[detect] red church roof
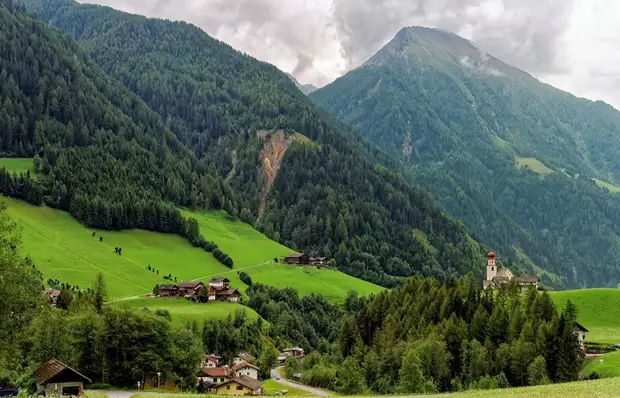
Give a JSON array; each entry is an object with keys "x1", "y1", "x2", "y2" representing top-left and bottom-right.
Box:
[{"x1": 488, "y1": 252, "x2": 496, "y2": 259}]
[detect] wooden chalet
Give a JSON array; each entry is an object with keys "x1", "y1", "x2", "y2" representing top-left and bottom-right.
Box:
[
  {"x1": 178, "y1": 281, "x2": 203, "y2": 297},
  {"x1": 34, "y1": 359, "x2": 91, "y2": 396},
  {"x1": 208, "y1": 278, "x2": 241, "y2": 302},
  {"x1": 309, "y1": 257, "x2": 328, "y2": 266},
  {"x1": 158, "y1": 284, "x2": 179, "y2": 297},
  {"x1": 284, "y1": 253, "x2": 310, "y2": 265},
  {"x1": 199, "y1": 367, "x2": 231, "y2": 384}
]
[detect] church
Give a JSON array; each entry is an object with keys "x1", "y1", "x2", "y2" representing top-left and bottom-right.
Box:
[{"x1": 482, "y1": 252, "x2": 540, "y2": 289}]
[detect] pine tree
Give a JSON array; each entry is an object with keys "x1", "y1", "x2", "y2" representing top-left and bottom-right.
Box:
[{"x1": 93, "y1": 272, "x2": 107, "y2": 313}]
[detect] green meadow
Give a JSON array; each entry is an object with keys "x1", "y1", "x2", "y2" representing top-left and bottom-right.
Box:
[
  {"x1": 261, "y1": 379, "x2": 312, "y2": 396},
  {"x1": 111, "y1": 297, "x2": 259, "y2": 327},
  {"x1": 5, "y1": 196, "x2": 381, "y2": 309},
  {"x1": 0, "y1": 157, "x2": 36, "y2": 175},
  {"x1": 549, "y1": 289, "x2": 620, "y2": 344}
]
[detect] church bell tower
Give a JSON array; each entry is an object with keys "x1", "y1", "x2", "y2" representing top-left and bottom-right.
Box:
[{"x1": 486, "y1": 252, "x2": 497, "y2": 281}]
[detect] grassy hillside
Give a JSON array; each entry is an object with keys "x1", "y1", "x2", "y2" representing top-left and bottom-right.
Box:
[
  {"x1": 6, "y1": 197, "x2": 381, "y2": 304},
  {"x1": 130, "y1": 377, "x2": 620, "y2": 397},
  {"x1": 110, "y1": 297, "x2": 259, "y2": 327},
  {"x1": 583, "y1": 350, "x2": 620, "y2": 379},
  {"x1": 550, "y1": 289, "x2": 620, "y2": 344}
]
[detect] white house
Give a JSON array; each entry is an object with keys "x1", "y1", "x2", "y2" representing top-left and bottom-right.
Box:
[
  {"x1": 232, "y1": 361, "x2": 259, "y2": 380},
  {"x1": 202, "y1": 354, "x2": 220, "y2": 368},
  {"x1": 575, "y1": 322, "x2": 589, "y2": 351},
  {"x1": 199, "y1": 367, "x2": 231, "y2": 384}
]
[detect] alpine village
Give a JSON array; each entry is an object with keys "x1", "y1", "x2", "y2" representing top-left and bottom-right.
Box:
[{"x1": 3, "y1": 0, "x2": 620, "y2": 397}]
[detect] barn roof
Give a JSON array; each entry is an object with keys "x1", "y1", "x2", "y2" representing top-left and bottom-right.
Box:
[
  {"x1": 285, "y1": 253, "x2": 308, "y2": 258},
  {"x1": 178, "y1": 281, "x2": 202, "y2": 289},
  {"x1": 159, "y1": 284, "x2": 178, "y2": 290},
  {"x1": 575, "y1": 322, "x2": 589, "y2": 332},
  {"x1": 220, "y1": 376, "x2": 262, "y2": 390},
  {"x1": 34, "y1": 359, "x2": 91, "y2": 385},
  {"x1": 209, "y1": 277, "x2": 230, "y2": 283},
  {"x1": 236, "y1": 352, "x2": 256, "y2": 362}
]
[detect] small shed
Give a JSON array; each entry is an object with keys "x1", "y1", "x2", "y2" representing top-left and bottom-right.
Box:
[
  {"x1": 34, "y1": 359, "x2": 91, "y2": 396},
  {"x1": 283, "y1": 253, "x2": 310, "y2": 265}
]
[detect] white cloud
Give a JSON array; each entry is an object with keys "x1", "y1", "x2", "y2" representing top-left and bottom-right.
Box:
[{"x1": 81, "y1": 0, "x2": 620, "y2": 109}]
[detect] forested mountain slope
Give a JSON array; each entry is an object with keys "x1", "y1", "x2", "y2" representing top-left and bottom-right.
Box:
[
  {"x1": 311, "y1": 26, "x2": 620, "y2": 288},
  {"x1": 18, "y1": 0, "x2": 488, "y2": 286},
  {"x1": 0, "y1": 0, "x2": 239, "y2": 236}
]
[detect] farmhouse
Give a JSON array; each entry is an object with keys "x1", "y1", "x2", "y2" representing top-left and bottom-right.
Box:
[
  {"x1": 231, "y1": 362, "x2": 259, "y2": 380},
  {"x1": 208, "y1": 278, "x2": 241, "y2": 302},
  {"x1": 309, "y1": 257, "x2": 328, "y2": 266},
  {"x1": 178, "y1": 281, "x2": 203, "y2": 297},
  {"x1": 158, "y1": 284, "x2": 179, "y2": 297},
  {"x1": 482, "y1": 252, "x2": 540, "y2": 290},
  {"x1": 216, "y1": 376, "x2": 263, "y2": 396},
  {"x1": 199, "y1": 367, "x2": 231, "y2": 384},
  {"x1": 284, "y1": 253, "x2": 310, "y2": 265},
  {"x1": 34, "y1": 359, "x2": 91, "y2": 396},
  {"x1": 233, "y1": 352, "x2": 256, "y2": 365},
  {"x1": 202, "y1": 354, "x2": 221, "y2": 368},
  {"x1": 278, "y1": 347, "x2": 305, "y2": 365}
]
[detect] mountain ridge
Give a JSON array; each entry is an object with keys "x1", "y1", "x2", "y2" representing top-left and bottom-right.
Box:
[
  {"x1": 18, "y1": 0, "x2": 489, "y2": 286},
  {"x1": 311, "y1": 25, "x2": 620, "y2": 288}
]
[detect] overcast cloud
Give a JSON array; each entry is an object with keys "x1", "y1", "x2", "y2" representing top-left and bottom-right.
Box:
[{"x1": 83, "y1": 0, "x2": 620, "y2": 108}]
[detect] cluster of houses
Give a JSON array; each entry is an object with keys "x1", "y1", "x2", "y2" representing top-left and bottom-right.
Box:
[
  {"x1": 283, "y1": 253, "x2": 329, "y2": 267},
  {"x1": 158, "y1": 278, "x2": 241, "y2": 303},
  {"x1": 277, "y1": 347, "x2": 305, "y2": 366},
  {"x1": 198, "y1": 352, "x2": 263, "y2": 395}
]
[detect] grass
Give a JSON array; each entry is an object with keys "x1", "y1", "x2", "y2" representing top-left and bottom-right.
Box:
[
  {"x1": 549, "y1": 289, "x2": 620, "y2": 344},
  {"x1": 583, "y1": 351, "x2": 620, "y2": 379},
  {"x1": 6, "y1": 197, "x2": 239, "y2": 299},
  {"x1": 593, "y1": 178, "x2": 620, "y2": 193},
  {"x1": 127, "y1": 378, "x2": 620, "y2": 397},
  {"x1": 515, "y1": 157, "x2": 554, "y2": 175},
  {"x1": 6, "y1": 197, "x2": 381, "y2": 323},
  {"x1": 111, "y1": 297, "x2": 259, "y2": 326},
  {"x1": 262, "y1": 379, "x2": 312, "y2": 396},
  {"x1": 415, "y1": 377, "x2": 620, "y2": 397},
  {"x1": 0, "y1": 157, "x2": 35, "y2": 175},
  {"x1": 246, "y1": 263, "x2": 382, "y2": 303}
]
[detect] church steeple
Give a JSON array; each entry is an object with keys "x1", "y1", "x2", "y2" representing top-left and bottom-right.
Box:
[{"x1": 486, "y1": 251, "x2": 497, "y2": 281}]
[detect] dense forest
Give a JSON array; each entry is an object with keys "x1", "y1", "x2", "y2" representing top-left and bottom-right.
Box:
[
  {"x1": 0, "y1": 0, "x2": 237, "y2": 235},
  {"x1": 19, "y1": 0, "x2": 490, "y2": 286},
  {"x1": 311, "y1": 26, "x2": 620, "y2": 288}
]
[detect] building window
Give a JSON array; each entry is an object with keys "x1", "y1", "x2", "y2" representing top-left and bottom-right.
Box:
[
  {"x1": 491, "y1": 266, "x2": 494, "y2": 271},
  {"x1": 227, "y1": 386, "x2": 230, "y2": 390},
  {"x1": 236, "y1": 386, "x2": 243, "y2": 391}
]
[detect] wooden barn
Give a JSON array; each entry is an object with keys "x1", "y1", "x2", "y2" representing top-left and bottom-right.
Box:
[
  {"x1": 34, "y1": 359, "x2": 91, "y2": 396},
  {"x1": 284, "y1": 253, "x2": 310, "y2": 265}
]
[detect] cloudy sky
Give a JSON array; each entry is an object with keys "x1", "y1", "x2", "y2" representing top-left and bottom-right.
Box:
[{"x1": 83, "y1": 0, "x2": 620, "y2": 108}]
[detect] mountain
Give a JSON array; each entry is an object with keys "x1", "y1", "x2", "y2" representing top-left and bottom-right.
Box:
[
  {"x1": 17, "y1": 1, "x2": 490, "y2": 286},
  {"x1": 311, "y1": 26, "x2": 620, "y2": 288},
  {"x1": 286, "y1": 73, "x2": 319, "y2": 95},
  {"x1": 0, "y1": 0, "x2": 243, "y2": 239}
]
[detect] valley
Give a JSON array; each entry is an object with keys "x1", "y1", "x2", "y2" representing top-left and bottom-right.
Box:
[{"x1": 1, "y1": 0, "x2": 620, "y2": 396}]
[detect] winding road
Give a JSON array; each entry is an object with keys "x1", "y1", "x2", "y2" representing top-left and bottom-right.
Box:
[{"x1": 270, "y1": 368, "x2": 331, "y2": 396}]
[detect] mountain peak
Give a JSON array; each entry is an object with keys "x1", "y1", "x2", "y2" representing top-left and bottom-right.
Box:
[{"x1": 364, "y1": 25, "x2": 518, "y2": 78}]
